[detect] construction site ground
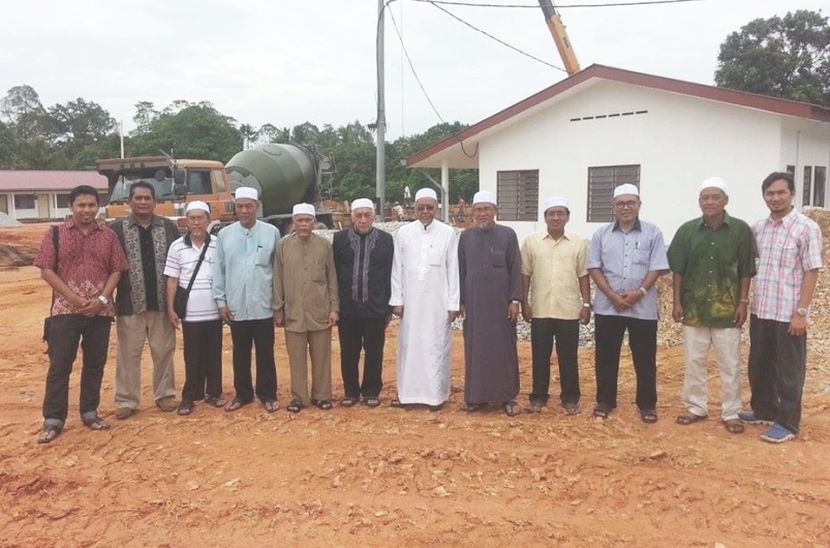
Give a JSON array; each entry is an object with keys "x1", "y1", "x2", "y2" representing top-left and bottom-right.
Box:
[{"x1": 0, "y1": 223, "x2": 828, "y2": 546}]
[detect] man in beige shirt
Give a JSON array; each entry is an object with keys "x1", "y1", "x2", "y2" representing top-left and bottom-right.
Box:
[
  {"x1": 520, "y1": 196, "x2": 591, "y2": 414},
  {"x1": 274, "y1": 203, "x2": 340, "y2": 413}
]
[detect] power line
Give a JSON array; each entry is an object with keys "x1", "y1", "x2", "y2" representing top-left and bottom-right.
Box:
[
  {"x1": 410, "y1": 0, "x2": 702, "y2": 8},
  {"x1": 425, "y1": 0, "x2": 569, "y2": 72}
]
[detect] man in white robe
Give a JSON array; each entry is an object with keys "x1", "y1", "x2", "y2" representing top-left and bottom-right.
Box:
[{"x1": 390, "y1": 188, "x2": 460, "y2": 408}]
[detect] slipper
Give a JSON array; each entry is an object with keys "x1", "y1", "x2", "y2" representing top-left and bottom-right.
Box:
[
  {"x1": 312, "y1": 399, "x2": 332, "y2": 411},
  {"x1": 364, "y1": 397, "x2": 381, "y2": 408},
  {"x1": 287, "y1": 399, "x2": 303, "y2": 414},
  {"x1": 592, "y1": 403, "x2": 611, "y2": 419},
  {"x1": 723, "y1": 418, "x2": 745, "y2": 434},
  {"x1": 676, "y1": 413, "x2": 707, "y2": 425},
  {"x1": 37, "y1": 425, "x2": 62, "y2": 444},
  {"x1": 562, "y1": 402, "x2": 581, "y2": 416},
  {"x1": 177, "y1": 401, "x2": 194, "y2": 416},
  {"x1": 525, "y1": 402, "x2": 543, "y2": 413},
  {"x1": 462, "y1": 402, "x2": 484, "y2": 412},
  {"x1": 640, "y1": 409, "x2": 658, "y2": 424},
  {"x1": 205, "y1": 394, "x2": 228, "y2": 408},
  {"x1": 503, "y1": 401, "x2": 521, "y2": 417},
  {"x1": 263, "y1": 400, "x2": 279, "y2": 413},
  {"x1": 224, "y1": 397, "x2": 252, "y2": 412},
  {"x1": 341, "y1": 397, "x2": 359, "y2": 408},
  {"x1": 82, "y1": 415, "x2": 111, "y2": 431}
]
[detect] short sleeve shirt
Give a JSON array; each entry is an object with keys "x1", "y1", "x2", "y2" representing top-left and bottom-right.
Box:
[
  {"x1": 667, "y1": 212, "x2": 756, "y2": 328},
  {"x1": 520, "y1": 231, "x2": 588, "y2": 320},
  {"x1": 586, "y1": 219, "x2": 669, "y2": 320},
  {"x1": 164, "y1": 234, "x2": 219, "y2": 322}
]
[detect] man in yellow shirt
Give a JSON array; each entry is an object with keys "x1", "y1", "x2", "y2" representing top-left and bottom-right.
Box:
[{"x1": 521, "y1": 197, "x2": 591, "y2": 414}]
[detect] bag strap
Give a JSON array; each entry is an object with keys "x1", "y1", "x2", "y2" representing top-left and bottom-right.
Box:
[
  {"x1": 49, "y1": 225, "x2": 59, "y2": 313},
  {"x1": 183, "y1": 236, "x2": 210, "y2": 298}
]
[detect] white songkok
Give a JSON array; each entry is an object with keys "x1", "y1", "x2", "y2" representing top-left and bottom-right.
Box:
[
  {"x1": 292, "y1": 203, "x2": 316, "y2": 217},
  {"x1": 415, "y1": 188, "x2": 438, "y2": 202},
  {"x1": 351, "y1": 198, "x2": 375, "y2": 211},
  {"x1": 613, "y1": 184, "x2": 639, "y2": 198},
  {"x1": 472, "y1": 190, "x2": 497, "y2": 206},
  {"x1": 186, "y1": 200, "x2": 210, "y2": 213},
  {"x1": 700, "y1": 177, "x2": 729, "y2": 196},
  {"x1": 235, "y1": 187, "x2": 259, "y2": 201},
  {"x1": 543, "y1": 196, "x2": 569, "y2": 213}
]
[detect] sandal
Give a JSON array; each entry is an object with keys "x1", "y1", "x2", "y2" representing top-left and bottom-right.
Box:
[
  {"x1": 364, "y1": 397, "x2": 381, "y2": 408},
  {"x1": 640, "y1": 409, "x2": 659, "y2": 424},
  {"x1": 723, "y1": 418, "x2": 745, "y2": 434},
  {"x1": 525, "y1": 401, "x2": 543, "y2": 413},
  {"x1": 312, "y1": 399, "x2": 332, "y2": 411},
  {"x1": 562, "y1": 402, "x2": 581, "y2": 416},
  {"x1": 592, "y1": 403, "x2": 611, "y2": 419},
  {"x1": 503, "y1": 401, "x2": 521, "y2": 417},
  {"x1": 676, "y1": 413, "x2": 707, "y2": 425},
  {"x1": 177, "y1": 401, "x2": 194, "y2": 416},
  {"x1": 287, "y1": 399, "x2": 303, "y2": 414},
  {"x1": 205, "y1": 394, "x2": 228, "y2": 408},
  {"x1": 390, "y1": 399, "x2": 405, "y2": 408},
  {"x1": 462, "y1": 402, "x2": 484, "y2": 412},
  {"x1": 341, "y1": 397, "x2": 359, "y2": 408},
  {"x1": 224, "y1": 397, "x2": 252, "y2": 412},
  {"x1": 82, "y1": 414, "x2": 111, "y2": 431},
  {"x1": 263, "y1": 400, "x2": 279, "y2": 413},
  {"x1": 37, "y1": 425, "x2": 62, "y2": 444}
]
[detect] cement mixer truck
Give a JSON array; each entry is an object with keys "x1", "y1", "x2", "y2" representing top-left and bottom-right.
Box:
[{"x1": 97, "y1": 143, "x2": 336, "y2": 234}]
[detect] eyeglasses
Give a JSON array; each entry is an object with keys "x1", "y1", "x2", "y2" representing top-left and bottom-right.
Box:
[
  {"x1": 417, "y1": 205, "x2": 435, "y2": 211},
  {"x1": 613, "y1": 200, "x2": 639, "y2": 209}
]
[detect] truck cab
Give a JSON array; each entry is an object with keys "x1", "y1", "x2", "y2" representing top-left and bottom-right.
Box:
[{"x1": 96, "y1": 156, "x2": 236, "y2": 231}]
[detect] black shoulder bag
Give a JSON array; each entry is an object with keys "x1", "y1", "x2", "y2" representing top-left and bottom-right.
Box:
[
  {"x1": 42, "y1": 225, "x2": 59, "y2": 352},
  {"x1": 173, "y1": 238, "x2": 210, "y2": 320}
]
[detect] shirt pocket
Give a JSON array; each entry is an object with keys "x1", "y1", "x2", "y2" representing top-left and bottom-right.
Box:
[
  {"x1": 490, "y1": 248, "x2": 507, "y2": 268},
  {"x1": 255, "y1": 246, "x2": 272, "y2": 266},
  {"x1": 428, "y1": 249, "x2": 443, "y2": 267},
  {"x1": 311, "y1": 257, "x2": 327, "y2": 282},
  {"x1": 775, "y1": 240, "x2": 798, "y2": 264},
  {"x1": 632, "y1": 244, "x2": 652, "y2": 265}
]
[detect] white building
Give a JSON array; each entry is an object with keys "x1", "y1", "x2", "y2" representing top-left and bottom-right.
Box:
[
  {"x1": 0, "y1": 170, "x2": 108, "y2": 221},
  {"x1": 407, "y1": 64, "x2": 830, "y2": 241}
]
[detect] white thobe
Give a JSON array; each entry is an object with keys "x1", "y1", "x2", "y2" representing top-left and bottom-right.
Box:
[{"x1": 390, "y1": 219, "x2": 460, "y2": 405}]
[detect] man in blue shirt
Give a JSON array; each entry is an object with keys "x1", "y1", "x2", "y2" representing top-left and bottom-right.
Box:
[
  {"x1": 213, "y1": 187, "x2": 281, "y2": 413},
  {"x1": 586, "y1": 184, "x2": 669, "y2": 423}
]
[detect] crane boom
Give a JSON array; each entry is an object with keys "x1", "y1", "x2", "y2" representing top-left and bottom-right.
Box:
[{"x1": 538, "y1": 0, "x2": 580, "y2": 76}]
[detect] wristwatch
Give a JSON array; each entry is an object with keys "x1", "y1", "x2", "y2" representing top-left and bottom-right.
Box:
[
  {"x1": 638, "y1": 286, "x2": 648, "y2": 296},
  {"x1": 97, "y1": 295, "x2": 109, "y2": 305},
  {"x1": 511, "y1": 300, "x2": 522, "y2": 305},
  {"x1": 796, "y1": 307, "x2": 809, "y2": 316},
  {"x1": 582, "y1": 302, "x2": 592, "y2": 309}
]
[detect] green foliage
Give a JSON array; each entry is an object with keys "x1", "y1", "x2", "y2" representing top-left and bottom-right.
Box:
[{"x1": 716, "y1": 9, "x2": 830, "y2": 106}]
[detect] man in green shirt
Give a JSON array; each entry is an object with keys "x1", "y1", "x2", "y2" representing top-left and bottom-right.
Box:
[{"x1": 668, "y1": 177, "x2": 756, "y2": 434}]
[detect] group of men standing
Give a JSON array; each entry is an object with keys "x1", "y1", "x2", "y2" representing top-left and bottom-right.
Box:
[{"x1": 35, "y1": 170, "x2": 821, "y2": 445}]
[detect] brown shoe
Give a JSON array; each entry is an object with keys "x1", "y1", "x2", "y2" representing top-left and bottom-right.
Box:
[
  {"x1": 114, "y1": 407, "x2": 135, "y2": 420},
  {"x1": 156, "y1": 396, "x2": 178, "y2": 413}
]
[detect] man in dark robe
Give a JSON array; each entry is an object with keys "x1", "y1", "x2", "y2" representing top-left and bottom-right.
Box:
[{"x1": 459, "y1": 190, "x2": 523, "y2": 416}]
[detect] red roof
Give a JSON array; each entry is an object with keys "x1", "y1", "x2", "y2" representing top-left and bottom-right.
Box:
[
  {"x1": 0, "y1": 170, "x2": 108, "y2": 192},
  {"x1": 407, "y1": 64, "x2": 830, "y2": 167}
]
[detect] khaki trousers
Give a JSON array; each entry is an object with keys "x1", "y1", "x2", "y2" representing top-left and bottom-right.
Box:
[
  {"x1": 115, "y1": 311, "x2": 176, "y2": 409},
  {"x1": 285, "y1": 328, "x2": 332, "y2": 406},
  {"x1": 681, "y1": 325, "x2": 742, "y2": 421}
]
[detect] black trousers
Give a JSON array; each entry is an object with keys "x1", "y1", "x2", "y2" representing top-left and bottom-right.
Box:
[
  {"x1": 230, "y1": 318, "x2": 277, "y2": 403},
  {"x1": 748, "y1": 315, "x2": 807, "y2": 433},
  {"x1": 338, "y1": 317, "x2": 386, "y2": 399},
  {"x1": 181, "y1": 319, "x2": 223, "y2": 403},
  {"x1": 43, "y1": 314, "x2": 111, "y2": 426},
  {"x1": 594, "y1": 314, "x2": 657, "y2": 410},
  {"x1": 530, "y1": 318, "x2": 580, "y2": 405}
]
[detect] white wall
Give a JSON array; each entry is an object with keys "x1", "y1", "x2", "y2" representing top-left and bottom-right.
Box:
[{"x1": 477, "y1": 80, "x2": 827, "y2": 243}]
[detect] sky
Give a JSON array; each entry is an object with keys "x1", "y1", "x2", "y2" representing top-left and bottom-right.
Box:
[{"x1": 1, "y1": 0, "x2": 827, "y2": 141}]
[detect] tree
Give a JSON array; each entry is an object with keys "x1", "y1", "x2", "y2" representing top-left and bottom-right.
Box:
[
  {"x1": 47, "y1": 98, "x2": 116, "y2": 158},
  {"x1": 716, "y1": 10, "x2": 830, "y2": 106},
  {"x1": 238, "y1": 123, "x2": 259, "y2": 150},
  {"x1": 133, "y1": 101, "x2": 159, "y2": 134}
]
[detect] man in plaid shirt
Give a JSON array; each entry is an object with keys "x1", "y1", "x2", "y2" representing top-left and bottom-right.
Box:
[{"x1": 741, "y1": 172, "x2": 823, "y2": 443}]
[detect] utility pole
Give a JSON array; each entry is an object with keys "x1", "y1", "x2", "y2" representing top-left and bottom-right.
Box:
[
  {"x1": 119, "y1": 121, "x2": 125, "y2": 159},
  {"x1": 376, "y1": 0, "x2": 387, "y2": 215}
]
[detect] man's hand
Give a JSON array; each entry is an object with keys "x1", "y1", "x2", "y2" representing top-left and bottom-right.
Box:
[
  {"x1": 392, "y1": 305, "x2": 404, "y2": 318},
  {"x1": 385, "y1": 312, "x2": 394, "y2": 328},
  {"x1": 672, "y1": 301, "x2": 684, "y2": 323},
  {"x1": 218, "y1": 306, "x2": 234, "y2": 323},
  {"x1": 328, "y1": 311, "x2": 339, "y2": 327},
  {"x1": 619, "y1": 290, "x2": 643, "y2": 307},
  {"x1": 507, "y1": 302, "x2": 520, "y2": 322},
  {"x1": 78, "y1": 298, "x2": 103, "y2": 317},
  {"x1": 274, "y1": 312, "x2": 285, "y2": 328},
  {"x1": 788, "y1": 313, "x2": 807, "y2": 336},
  {"x1": 579, "y1": 306, "x2": 591, "y2": 325},
  {"x1": 733, "y1": 302, "x2": 748, "y2": 328},
  {"x1": 521, "y1": 302, "x2": 532, "y2": 323},
  {"x1": 167, "y1": 309, "x2": 180, "y2": 329},
  {"x1": 609, "y1": 293, "x2": 630, "y2": 312}
]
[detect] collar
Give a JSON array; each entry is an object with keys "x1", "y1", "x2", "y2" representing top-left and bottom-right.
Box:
[
  {"x1": 183, "y1": 232, "x2": 211, "y2": 247},
  {"x1": 766, "y1": 207, "x2": 798, "y2": 227},
  {"x1": 697, "y1": 211, "x2": 732, "y2": 230},
  {"x1": 612, "y1": 218, "x2": 641, "y2": 232},
  {"x1": 352, "y1": 227, "x2": 374, "y2": 237},
  {"x1": 66, "y1": 217, "x2": 102, "y2": 231},
  {"x1": 126, "y1": 214, "x2": 164, "y2": 228},
  {"x1": 542, "y1": 231, "x2": 569, "y2": 241}
]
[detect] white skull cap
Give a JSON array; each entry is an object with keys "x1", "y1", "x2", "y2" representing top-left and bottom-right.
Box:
[
  {"x1": 472, "y1": 190, "x2": 497, "y2": 206},
  {"x1": 235, "y1": 187, "x2": 258, "y2": 201},
  {"x1": 292, "y1": 203, "x2": 316, "y2": 217},
  {"x1": 415, "y1": 188, "x2": 438, "y2": 202},
  {"x1": 613, "y1": 184, "x2": 639, "y2": 198}
]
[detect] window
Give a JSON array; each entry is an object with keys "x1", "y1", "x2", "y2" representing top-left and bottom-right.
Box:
[
  {"x1": 55, "y1": 194, "x2": 71, "y2": 208},
  {"x1": 14, "y1": 194, "x2": 36, "y2": 210},
  {"x1": 496, "y1": 170, "x2": 538, "y2": 221},
  {"x1": 0, "y1": 195, "x2": 7, "y2": 214},
  {"x1": 803, "y1": 166, "x2": 812, "y2": 207},
  {"x1": 786, "y1": 165, "x2": 795, "y2": 175},
  {"x1": 814, "y1": 166, "x2": 826, "y2": 207},
  {"x1": 187, "y1": 170, "x2": 212, "y2": 195},
  {"x1": 587, "y1": 165, "x2": 640, "y2": 222}
]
